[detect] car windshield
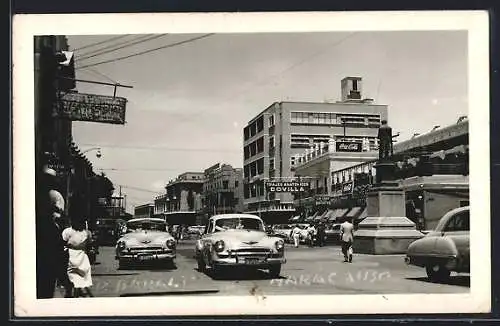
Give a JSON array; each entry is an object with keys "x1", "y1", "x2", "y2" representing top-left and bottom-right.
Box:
[
  {"x1": 214, "y1": 217, "x2": 264, "y2": 232},
  {"x1": 127, "y1": 220, "x2": 166, "y2": 232}
]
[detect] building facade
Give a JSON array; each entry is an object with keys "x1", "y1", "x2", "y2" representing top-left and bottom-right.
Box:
[
  {"x1": 154, "y1": 172, "x2": 204, "y2": 225},
  {"x1": 202, "y1": 163, "x2": 244, "y2": 217},
  {"x1": 242, "y1": 77, "x2": 388, "y2": 224},
  {"x1": 292, "y1": 117, "x2": 469, "y2": 230},
  {"x1": 134, "y1": 203, "x2": 155, "y2": 219}
]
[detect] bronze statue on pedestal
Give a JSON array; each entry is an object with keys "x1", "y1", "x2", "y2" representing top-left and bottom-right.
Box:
[{"x1": 377, "y1": 120, "x2": 393, "y2": 160}]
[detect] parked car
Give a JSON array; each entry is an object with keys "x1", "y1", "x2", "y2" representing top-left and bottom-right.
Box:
[
  {"x1": 96, "y1": 218, "x2": 118, "y2": 245},
  {"x1": 195, "y1": 214, "x2": 286, "y2": 278},
  {"x1": 115, "y1": 218, "x2": 176, "y2": 269},
  {"x1": 325, "y1": 223, "x2": 342, "y2": 244},
  {"x1": 405, "y1": 206, "x2": 470, "y2": 282},
  {"x1": 272, "y1": 224, "x2": 293, "y2": 241}
]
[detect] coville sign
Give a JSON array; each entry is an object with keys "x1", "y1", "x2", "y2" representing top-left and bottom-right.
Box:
[{"x1": 266, "y1": 180, "x2": 310, "y2": 193}]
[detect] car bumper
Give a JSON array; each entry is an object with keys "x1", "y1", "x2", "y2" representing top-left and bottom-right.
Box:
[
  {"x1": 116, "y1": 252, "x2": 176, "y2": 261},
  {"x1": 405, "y1": 255, "x2": 459, "y2": 270},
  {"x1": 212, "y1": 257, "x2": 286, "y2": 268}
]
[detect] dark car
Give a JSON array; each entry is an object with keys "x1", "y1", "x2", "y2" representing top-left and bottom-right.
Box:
[{"x1": 96, "y1": 218, "x2": 119, "y2": 245}]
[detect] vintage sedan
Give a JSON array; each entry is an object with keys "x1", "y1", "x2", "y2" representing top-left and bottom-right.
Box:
[
  {"x1": 195, "y1": 214, "x2": 286, "y2": 278},
  {"x1": 405, "y1": 206, "x2": 470, "y2": 282},
  {"x1": 115, "y1": 218, "x2": 176, "y2": 268}
]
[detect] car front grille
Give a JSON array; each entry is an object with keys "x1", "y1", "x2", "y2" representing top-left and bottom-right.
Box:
[
  {"x1": 227, "y1": 247, "x2": 281, "y2": 258},
  {"x1": 127, "y1": 247, "x2": 167, "y2": 254}
]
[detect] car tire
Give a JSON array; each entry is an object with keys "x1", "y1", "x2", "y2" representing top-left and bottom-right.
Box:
[
  {"x1": 197, "y1": 255, "x2": 206, "y2": 273},
  {"x1": 268, "y1": 265, "x2": 282, "y2": 279},
  {"x1": 426, "y1": 264, "x2": 451, "y2": 282},
  {"x1": 118, "y1": 259, "x2": 128, "y2": 270}
]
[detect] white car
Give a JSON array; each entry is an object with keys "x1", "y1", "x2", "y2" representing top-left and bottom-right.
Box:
[
  {"x1": 195, "y1": 214, "x2": 286, "y2": 278},
  {"x1": 115, "y1": 218, "x2": 176, "y2": 269}
]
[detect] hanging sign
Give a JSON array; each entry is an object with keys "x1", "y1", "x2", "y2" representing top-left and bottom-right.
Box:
[
  {"x1": 54, "y1": 92, "x2": 127, "y2": 124},
  {"x1": 266, "y1": 179, "x2": 310, "y2": 193}
]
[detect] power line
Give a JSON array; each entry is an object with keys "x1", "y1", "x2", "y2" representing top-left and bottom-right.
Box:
[
  {"x1": 223, "y1": 32, "x2": 357, "y2": 103},
  {"x1": 75, "y1": 33, "x2": 215, "y2": 70},
  {"x1": 77, "y1": 67, "x2": 117, "y2": 83},
  {"x1": 75, "y1": 34, "x2": 153, "y2": 58},
  {"x1": 118, "y1": 185, "x2": 161, "y2": 194},
  {"x1": 80, "y1": 143, "x2": 241, "y2": 153},
  {"x1": 71, "y1": 34, "x2": 132, "y2": 52},
  {"x1": 76, "y1": 34, "x2": 169, "y2": 62}
]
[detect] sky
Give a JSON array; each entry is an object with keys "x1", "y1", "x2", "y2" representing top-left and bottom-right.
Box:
[{"x1": 66, "y1": 31, "x2": 468, "y2": 213}]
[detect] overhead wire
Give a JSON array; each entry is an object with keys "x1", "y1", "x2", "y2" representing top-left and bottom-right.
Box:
[
  {"x1": 75, "y1": 33, "x2": 215, "y2": 70},
  {"x1": 71, "y1": 34, "x2": 132, "y2": 52},
  {"x1": 80, "y1": 143, "x2": 241, "y2": 153},
  {"x1": 76, "y1": 34, "x2": 169, "y2": 62}
]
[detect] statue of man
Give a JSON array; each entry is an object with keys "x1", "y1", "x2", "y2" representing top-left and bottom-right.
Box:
[{"x1": 377, "y1": 120, "x2": 393, "y2": 160}]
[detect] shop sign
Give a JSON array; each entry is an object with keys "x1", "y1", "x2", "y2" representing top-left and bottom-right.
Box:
[
  {"x1": 342, "y1": 181, "x2": 354, "y2": 194},
  {"x1": 266, "y1": 180, "x2": 310, "y2": 193},
  {"x1": 336, "y1": 142, "x2": 362, "y2": 152},
  {"x1": 315, "y1": 195, "x2": 332, "y2": 205},
  {"x1": 54, "y1": 92, "x2": 127, "y2": 124}
]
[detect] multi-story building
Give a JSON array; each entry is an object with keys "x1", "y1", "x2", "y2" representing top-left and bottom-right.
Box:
[
  {"x1": 202, "y1": 163, "x2": 244, "y2": 217},
  {"x1": 242, "y1": 77, "x2": 388, "y2": 224},
  {"x1": 154, "y1": 172, "x2": 204, "y2": 225},
  {"x1": 134, "y1": 203, "x2": 155, "y2": 219}
]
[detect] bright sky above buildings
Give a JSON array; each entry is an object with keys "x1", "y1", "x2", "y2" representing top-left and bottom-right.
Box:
[{"x1": 66, "y1": 31, "x2": 468, "y2": 212}]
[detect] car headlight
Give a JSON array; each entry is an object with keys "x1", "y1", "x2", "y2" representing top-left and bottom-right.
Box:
[
  {"x1": 214, "y1": 240, "x2": 225, "y2": 252},
  {"x1": 118, "y1": 241, "x2": 126, "y2": 249},
  {"x1": 275, "y1": 240, "x2": 284, "y2": 251},
  {"x1": 166, "y1": 239, "x2": 176, "y2": 249}
]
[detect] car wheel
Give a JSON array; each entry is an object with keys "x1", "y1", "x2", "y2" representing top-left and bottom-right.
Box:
[
  {"x1": 426, "y1": 264, "x2": 451, "y2": 282},
  {"x1": 268, "y1": 265, "x2": 282, "y2": 279},
  {"x1": 118, "y1": 259, "x2": 128, "y2": 270},
  {"x1": 197, "y1": 255, "x2": 206, "y2": 273}
]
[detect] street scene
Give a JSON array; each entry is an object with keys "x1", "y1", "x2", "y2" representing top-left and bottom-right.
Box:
[{"x1": 33, "y1": 30, "x2": 472, "y2": 301}]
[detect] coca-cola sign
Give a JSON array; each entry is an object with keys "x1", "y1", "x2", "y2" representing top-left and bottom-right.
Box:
[{"x1": 336, "y1": 142, "x2": 362, "y2": 152}]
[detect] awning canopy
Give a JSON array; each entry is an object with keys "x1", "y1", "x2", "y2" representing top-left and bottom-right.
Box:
[
  {"x1": 355, "y1": 207, "x2": 368, "y2": 221},
  {"x1": 346, "y1": 206, "x2": 362, "y2": 218}
]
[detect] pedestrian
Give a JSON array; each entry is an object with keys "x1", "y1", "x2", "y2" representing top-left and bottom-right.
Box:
[
  {"x1": 317, "y1": 222, "x2": 326, "y2": 247},
  {"x1": 36, "y1": 166, "x2": 73, "y2": 298},
  {"x1": 62, "y1": 214, "x2": 94, "y2": 298},
  {"x1": 339, "y1": 217, "x2": 355, "y2": 263},
  {"x1": 306, "y1": 223, "x2": 316, "y2": 247},
  {"x1": 291, "y1": 224, "x2": 301, "y2": 248}
]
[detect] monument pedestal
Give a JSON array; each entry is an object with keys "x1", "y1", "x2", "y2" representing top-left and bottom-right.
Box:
[{"x1": 353, "y1": 163, "x2": 424, "y2": 254}]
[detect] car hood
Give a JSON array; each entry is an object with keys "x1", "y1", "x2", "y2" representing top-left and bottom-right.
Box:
[
  {"x1": 208, "y1": 229, "x2": 280, "y2": 247},
  {"x1": 119, "y1": 230, "x2": 173, "y2": 246}
]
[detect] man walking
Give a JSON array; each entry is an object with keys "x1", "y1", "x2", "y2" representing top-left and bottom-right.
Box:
[
  {"x1": 291, "y1": 224, "x2": 301, "y2": 248},
  {"x1": 339, "y1": 217, "x2": 355, "y2": 263},
  {"x1": 317, "y1": 222, "x2": 326, "y2": 247}
]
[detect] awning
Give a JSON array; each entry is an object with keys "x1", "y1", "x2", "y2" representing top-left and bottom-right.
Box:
[
  {"x1": 323, "y1": 210, "x2": 336, "y2": 220},
  {"x1": 355, "y1": 207, "x2": 368, "y2": 221},
  {"x1": 346, "y1": 206, "x2": 362, "y2": 218}
]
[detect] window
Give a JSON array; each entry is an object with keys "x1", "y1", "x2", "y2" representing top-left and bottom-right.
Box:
[
  {"x1": 244, "y1": 127, "x2": 250, "y2": 140},
  {"x1": 269, "y1": 135, "x2": 275, "y2": 148},
  {"x1": 223, "y1": 180, "x2": 229, "y2": 189},
  {"x1": 256, "y1": 116, "x2": 264, "y2": 132},
  {"x1": 257, "y1": 158, "x2": 264, "y2": 175},
  {"x1": 269, "y1": 114, "x2": 275, "y2": 126},
  {"x1": 257, "y1": 137, "x2": 264, "y2": 153},
  {"x1": 244, "y1": 146, "x2": 250, "y2": 160},
  {"x1": 352, "y1": 79, "x2": 358, "y2": 91},
  {"x1": 443, "y1": 211, "x2": 470, "y2": 232},
  {"x1": 235, "y1": 180, "x2": 239, "y2": 188},
  {"x1": 269, "y1": 157, "x2": 275, "y2": 170}
]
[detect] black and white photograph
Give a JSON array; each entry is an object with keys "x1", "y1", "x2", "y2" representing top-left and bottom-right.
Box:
[{"x1": 13, "y1": 11, "x2": 490, "y2": 316}]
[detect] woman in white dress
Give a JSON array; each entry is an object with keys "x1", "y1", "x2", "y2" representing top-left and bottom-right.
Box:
[{"x1": 62, "y1": 217, "x2": 94, "y2": 297}]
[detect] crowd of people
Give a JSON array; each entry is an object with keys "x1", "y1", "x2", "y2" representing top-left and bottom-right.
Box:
[
  {"x1": 36, "y1": 166, "x2": 95, "y2": 299},
  {"x1": 287, "y1": 217, "x2": 355, "y2": 263}
]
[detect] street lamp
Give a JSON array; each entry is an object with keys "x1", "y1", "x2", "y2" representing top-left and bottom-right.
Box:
[{"x1": 82, "y1": 147, "x2": 102, "y2": 158}]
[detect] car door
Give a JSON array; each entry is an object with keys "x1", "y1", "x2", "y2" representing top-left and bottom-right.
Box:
[{"x1": 441, "y1": 209, "x2": 470, "y2": 270}]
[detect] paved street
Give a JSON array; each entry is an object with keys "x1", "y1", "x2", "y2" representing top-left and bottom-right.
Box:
[{"x1": 56, "y1": 240, "x2": 469, "y2": 297}]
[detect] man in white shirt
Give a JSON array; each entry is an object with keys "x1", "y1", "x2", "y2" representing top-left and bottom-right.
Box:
[
  {"x1": 340, "y1": 217, "x2": 355, "y2": 263},
  {"x1": 291, "y1": 224, "x2": 302, "y2": 248}
]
